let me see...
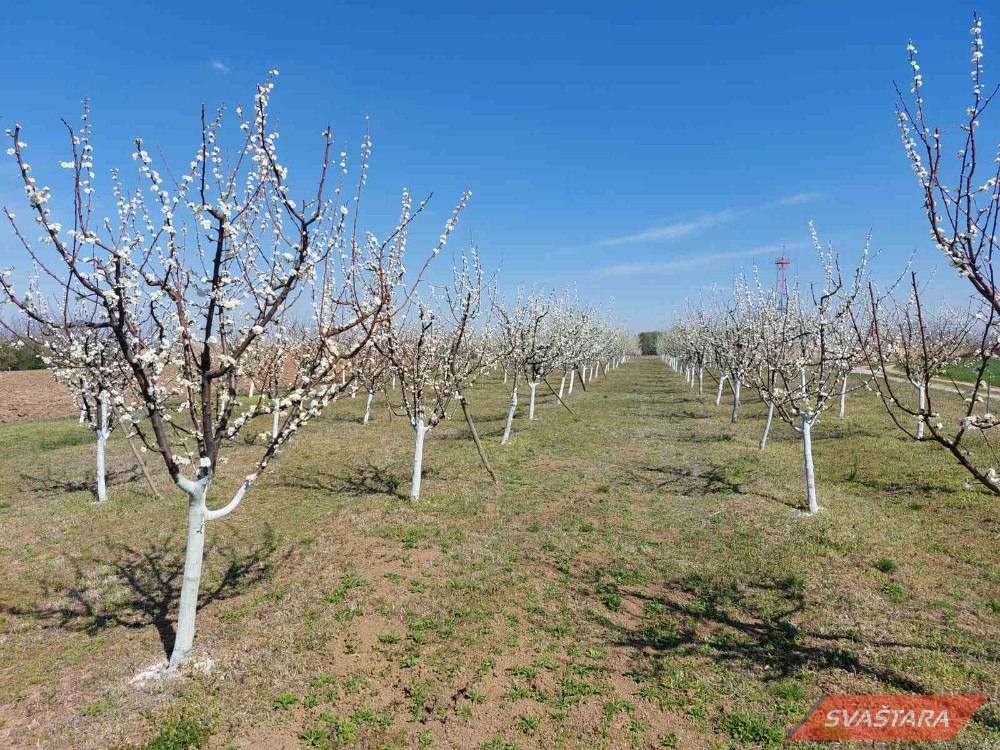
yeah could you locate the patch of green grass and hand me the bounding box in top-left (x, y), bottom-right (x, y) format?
top-left (273, 693), bottom-right (298, 710)
top-left (718, 711), bottom-right (784, 746)
top-left (517, 714), bottom-right (540, 733)
top-left (881, 582), bottom-right (907, 603)
top-left (875, 558), bottom-right (900, 574)
top-left (141, 715), bottom-right (212, 750)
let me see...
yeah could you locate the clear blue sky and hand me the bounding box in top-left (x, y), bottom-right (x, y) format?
top-left (0, 0), bottom-right (988, 330)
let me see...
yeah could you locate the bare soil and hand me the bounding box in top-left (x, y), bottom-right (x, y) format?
top-left (0, 370), bottom-right (76, 423)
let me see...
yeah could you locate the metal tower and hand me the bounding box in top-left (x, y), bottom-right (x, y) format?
top-left (775, 249), bottom-right (790, 313)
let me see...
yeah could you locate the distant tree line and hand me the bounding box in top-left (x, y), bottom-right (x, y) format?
top-left (0, 334), bottom-right (44, 371)
top-left (638, 331), bottom-right (661, 355)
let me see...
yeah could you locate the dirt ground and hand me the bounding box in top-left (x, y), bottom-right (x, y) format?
top-left (0, 359), bottom-right (997, 749)
top-left (0, 370), bottom-right (76, 423)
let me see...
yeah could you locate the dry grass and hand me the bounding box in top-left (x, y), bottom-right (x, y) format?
top-left (0, 358), bottom-right (997, 749)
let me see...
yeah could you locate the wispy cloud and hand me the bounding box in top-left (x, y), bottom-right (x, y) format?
top-left (596, 192), bottom-right (822, 248)
top-left (596, 208), bottom-right (739, 247)
top-left (768, 191), bottom-right (823, 207)
top-left (598, 242), bottom-right (805, 277)
top-left (211, 60), bottom-right (231, 73)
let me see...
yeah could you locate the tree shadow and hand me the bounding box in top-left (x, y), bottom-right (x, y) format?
top-left (636, 463), bottom-right (801, 511)
top-left (282, 460), bottom-right (403, 499)
top-left (21, 466), bottom-right (144, 498)
top-left (556, 561), bottom-right (998, 735)
top-left (606, 570), bottom-right (1000, 733)
top-left (1, 525), bottom-right (283, 658)
top-left (661, 409), bottom-right (713, 420)
top-left (638, 464), bottom-right (743, 496)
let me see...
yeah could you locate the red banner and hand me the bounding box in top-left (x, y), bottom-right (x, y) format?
top-left (789, 694), bottom-right (988, 741)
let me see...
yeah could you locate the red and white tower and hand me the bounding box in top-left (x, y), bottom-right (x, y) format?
top-left (775, 250), bottom-right (790, 312)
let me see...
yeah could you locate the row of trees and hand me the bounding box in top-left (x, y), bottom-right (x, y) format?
top-left (659, 13), bottom-right (1000, 514)
top-left (659, 227), bottom-right (871, 514)
top-left (0, 75), bottom-right (633, 671)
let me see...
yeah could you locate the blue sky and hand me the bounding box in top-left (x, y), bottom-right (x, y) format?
top-left (0, 0), bottom-right (989, 329)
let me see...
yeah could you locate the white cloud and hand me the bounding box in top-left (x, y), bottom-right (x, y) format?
top-left (598, 243), bottom-right (804, 277)
top-left (768, 191), bottom-right (823, 207)
top-left (597, 208), bottom-right (739, 247)
top-left (596, 192), bottom-right (822, 248)
top-left (211, 60), bottom-right (231, 73)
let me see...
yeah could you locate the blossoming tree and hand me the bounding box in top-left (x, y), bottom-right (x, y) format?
top-left (0, 73), bottom-right (466, 669)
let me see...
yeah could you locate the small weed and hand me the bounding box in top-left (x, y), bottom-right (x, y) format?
top-left (143, 715), bottom-right (212, 750)
top-left (518, 714), bottom-right (540, 733)
top-left (875, 558), bottom-right (900, 574)
top-left (881, 582), bottom-right (907, 603)
top-left (719, 712), bottom-right (783, 746)
top-left (273, 693), bottom-right (297, 711)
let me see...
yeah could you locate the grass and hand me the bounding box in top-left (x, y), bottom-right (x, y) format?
top-left (0, 358), bottom-right (998, 749)
top-left (939, 356), bottom-right (1000, 384)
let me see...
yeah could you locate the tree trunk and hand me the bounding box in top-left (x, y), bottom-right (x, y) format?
top-left (838, 373), bottom-right (848, 419)
top-left (168, 475), bottom-right (247, 669)
top-left (95, 394), bottom-right (109, 502)
top-left (363, 390), bottom-right (374, 424)
top-left (170, 481), bottom-right (209, 668)
top-left (120, 415), bottom-right (162, 500)
top-left (501, 384), bottom-right (518, 445)
top-left (760, 400), bottom-right (774, 450)
top-left (568, 370), bottom-right (575, 395)
top-left (731, 378), bottom-right (741, 424)
top-left (715, 374), bottom-right (725, 407)
top-left (248, 379), bottom-right (255, 398)
top-left (698, 366), bottom-right (704, 395)
top-left (272, 396), bottom-right (280, 439)
top-left (558, 373), bottom-right (566, 400)
top-left (456, 388), bottom-right (499, 487)
top-left (528, 380), bottom-right (538, 420)
top-left (916, 381), bottom-right (926, 439)
top-left (801, 414), bottom-right (819, 514)
top-left (95, 429), bottom-right (108, 503)
top-left (410, 417), bottom-right (427, 501)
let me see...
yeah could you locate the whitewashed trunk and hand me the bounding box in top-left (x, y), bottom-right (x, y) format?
top-left (170, 481), bottom-right (208, 668)
top-left (558, 373), bottom-right (566, 399)
top-left (168, 474), bottom-right (247, 669)
top-left (528, 380), bottom-right (538, 420)
top-left (363, 391), bottom-right (374, 424)
top-left (272, 396), bottom-right (280, 439)
top-left (731, 378), bottom-right (741, 424)
top-left (503, 369), bottom-right (508, 385)
top-left (698, 366), bottom-right (704, 396)
top-left (95, 430), bottom-right (108, 502)
top-left (838, 373), bottom-right (848, 419)
top-left (248, 380), bottom-right (255, 398)
top-left (568, 370), bottom-right (576, 395)
top-left (801, 414), bottom-right (819, 514)
top-left (95, 393), bottom-right (109, 503)
top-left (715, 374), bottom-right (725, 407)
top-left (501, 385), bottom-right (518, 445)
top-left (410, 417), bottom-right (427, 501)
top-left (759, 400), bottom-right (774, 450)
top-left (916, 382), bottom-right (926, 439)
top-left (391, 375), bottom-right (396, 390)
